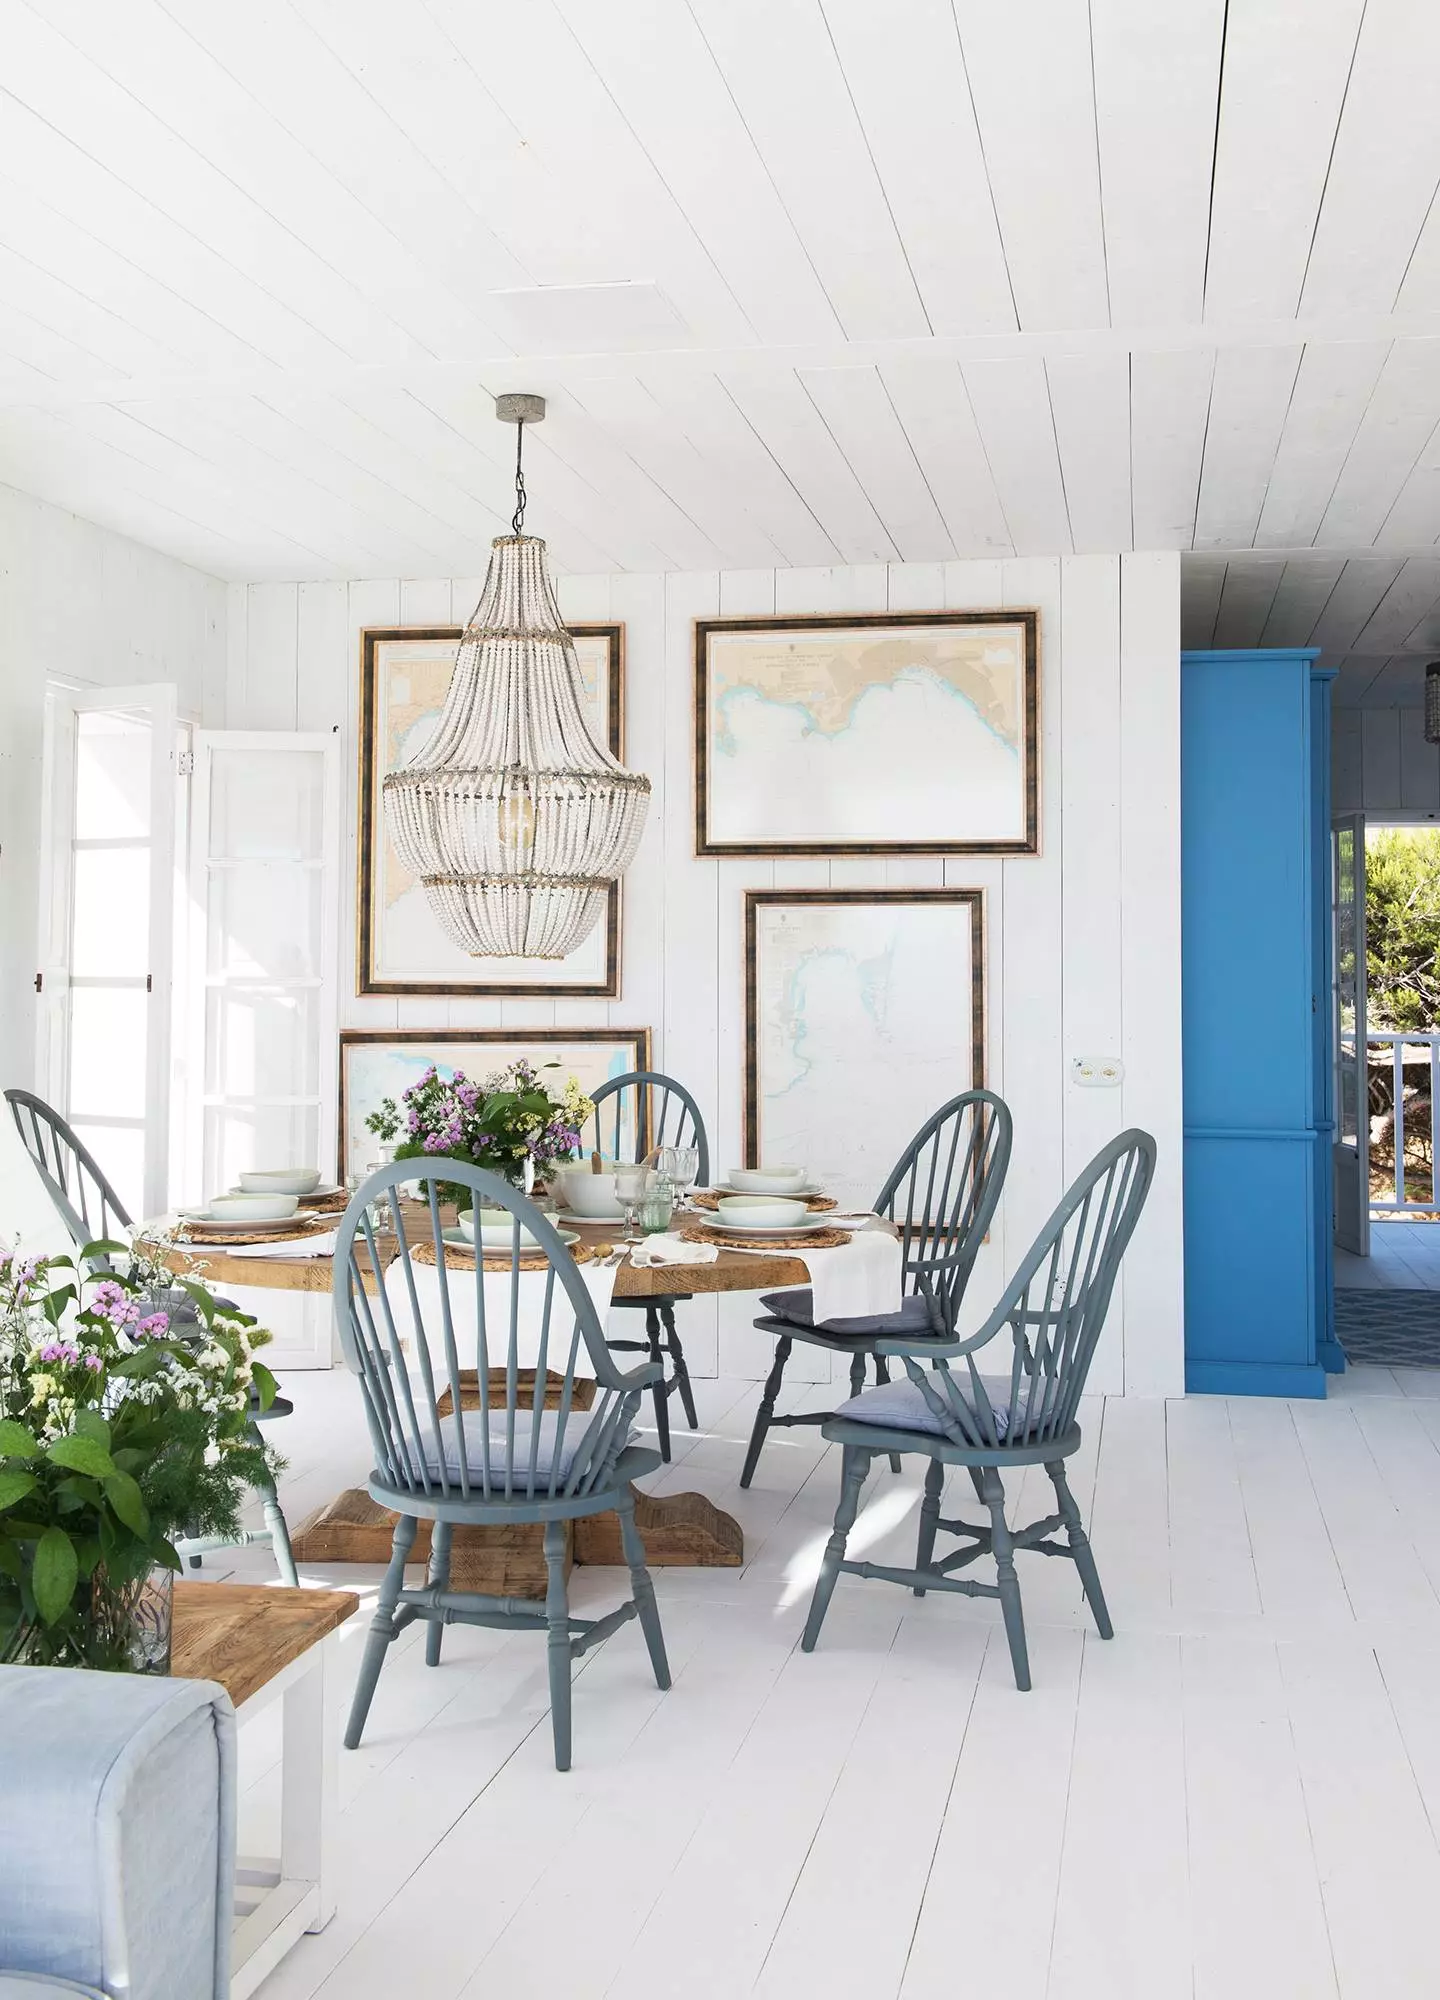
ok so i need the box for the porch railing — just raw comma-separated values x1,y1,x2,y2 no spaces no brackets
1365,1031,1440,1213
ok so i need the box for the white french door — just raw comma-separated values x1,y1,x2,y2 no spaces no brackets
36,684,182,1220
1333,813,1369,1257
183,732,340,1204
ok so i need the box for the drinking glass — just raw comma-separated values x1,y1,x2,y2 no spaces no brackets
657,1144,701,1205
613,1163,650,1244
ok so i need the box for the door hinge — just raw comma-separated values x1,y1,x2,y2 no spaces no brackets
146,973,153,994
33,972,42,994
176,749,194,777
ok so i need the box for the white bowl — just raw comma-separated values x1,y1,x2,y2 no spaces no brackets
727,1166,808,1195
237,1168,321,1196
458,1207,540,1249
716,1195,809,1229
551,1162,624,1218
206,1193,299,1223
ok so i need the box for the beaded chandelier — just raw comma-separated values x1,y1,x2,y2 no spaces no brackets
384,394,651,960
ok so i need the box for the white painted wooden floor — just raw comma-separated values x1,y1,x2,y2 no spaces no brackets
1335,1219,1440,1292
203,1361,1440,2000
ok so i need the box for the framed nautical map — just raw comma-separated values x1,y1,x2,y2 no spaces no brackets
695,611,1038,856
338,1027,652,1181
744,890,985,1211
358,624,624,997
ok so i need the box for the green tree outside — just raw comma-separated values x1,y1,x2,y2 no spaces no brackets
1366,827,1440,1032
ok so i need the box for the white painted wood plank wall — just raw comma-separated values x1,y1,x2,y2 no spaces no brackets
0,479,227,1081
1333,708,1440,817
216,554,1185,1394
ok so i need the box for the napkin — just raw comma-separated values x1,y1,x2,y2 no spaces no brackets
227,1228,339,1260
630,1231,719,1268
738,1217,902,1328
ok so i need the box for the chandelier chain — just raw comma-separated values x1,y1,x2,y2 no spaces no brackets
511,420,527,537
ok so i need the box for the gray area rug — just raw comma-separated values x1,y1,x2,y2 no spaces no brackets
1335,1289,1440,1368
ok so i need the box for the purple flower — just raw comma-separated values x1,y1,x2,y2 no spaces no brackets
137,1312,169,1338
91,1279,125,1309
452,1069,466,1084
82,1353,102,1373
106,1298,141,1327
39,1340,80,1365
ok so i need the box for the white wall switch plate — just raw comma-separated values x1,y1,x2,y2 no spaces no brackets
1071,1056,1124,1087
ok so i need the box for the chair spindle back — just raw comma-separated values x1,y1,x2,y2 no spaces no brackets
873,1090,1013,1333
585,1070,710,1183
5,1087,133,1250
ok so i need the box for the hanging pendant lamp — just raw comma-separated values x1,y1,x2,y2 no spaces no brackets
383,394,651,960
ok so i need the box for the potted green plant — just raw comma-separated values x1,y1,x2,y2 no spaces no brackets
0,1241,280,1672
366,1059,595,1207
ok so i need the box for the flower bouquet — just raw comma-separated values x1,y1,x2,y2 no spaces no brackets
0,1237,280,1672
365,1059,594,1205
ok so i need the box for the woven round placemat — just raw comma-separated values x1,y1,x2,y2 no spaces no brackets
679,1221,853,1252
175,1213,336,1248
691,1189,836,1214
413,1238,596,1273
298,1188,349,1215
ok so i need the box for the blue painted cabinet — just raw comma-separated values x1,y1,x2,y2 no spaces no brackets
1181,649,1340,1398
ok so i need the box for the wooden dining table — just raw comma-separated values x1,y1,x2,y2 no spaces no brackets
147,1210,844,1575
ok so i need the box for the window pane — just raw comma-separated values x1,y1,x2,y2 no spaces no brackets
204,988,318,1098
75,711,151,840
202,1104,321,1196
72,848,150,976
209,749,324,860
69,1122,145,1222
68,988,148,1120
205,865,321,980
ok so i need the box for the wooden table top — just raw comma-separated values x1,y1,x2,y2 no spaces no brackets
151,1215,818,1301
171,1581,359,1708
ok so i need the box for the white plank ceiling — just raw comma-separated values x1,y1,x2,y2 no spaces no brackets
3,0,1440,700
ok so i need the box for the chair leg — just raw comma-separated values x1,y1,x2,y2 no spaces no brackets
645,1305,672,1463
802,1445,871,1653
544,1519,574,1772
425,1521,452,1666
617,1487,671,1691
740,1334,792,1490
914,1458,944,1597
345,1515,417,1749
661,1302,698,1431
1047,1459,1113,1640
981,1466,1030,1692
873,1355,903,1475
247,1417,298,1587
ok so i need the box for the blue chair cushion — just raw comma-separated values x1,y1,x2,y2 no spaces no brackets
421,1407,633,1485
0,1979,108,1997
758,1288,940,1339
833,1373,1025,1442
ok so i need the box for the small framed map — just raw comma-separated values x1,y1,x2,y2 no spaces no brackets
744,890,985,1211
339,1027,652,1181
358,624,624,997
695,611,1038,856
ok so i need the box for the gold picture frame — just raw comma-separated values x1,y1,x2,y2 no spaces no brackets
743,889,986,1201
357,623,625,998
695,609,1039,857
338,1026,653,1181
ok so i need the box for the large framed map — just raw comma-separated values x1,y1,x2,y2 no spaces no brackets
695,611,1038,856
744,890,985,1211
338,1027,651,1181
358,624,624,996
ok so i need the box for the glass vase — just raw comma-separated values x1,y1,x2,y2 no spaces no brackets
0,1562,173,1674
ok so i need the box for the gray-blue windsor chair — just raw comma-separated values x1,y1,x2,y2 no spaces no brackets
740,1089,1013,1491
801,1128,1156,1690
4,1086,298,1587
333,1159,671,1772
584,1069,709,1462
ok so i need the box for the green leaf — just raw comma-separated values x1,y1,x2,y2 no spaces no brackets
32,1527,78,1625
72,1409,110,1448
46,1435,116,1479
0,1420,38,1461
103,1470,148,1537
81,1239,129,1263
0,1469,37,1511
251,1362,278,1412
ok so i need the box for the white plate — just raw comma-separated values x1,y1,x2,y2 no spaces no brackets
711,1182,824,1200
177,1209,315,1234
555,1204,627,1224
441,1227,580,1251
705,1213,838,1238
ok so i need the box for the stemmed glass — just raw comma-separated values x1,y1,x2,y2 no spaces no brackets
613,1163,650,1245
657,1144,701,1209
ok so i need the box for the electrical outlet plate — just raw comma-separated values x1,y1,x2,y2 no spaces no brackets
1071,1057,1124,1087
